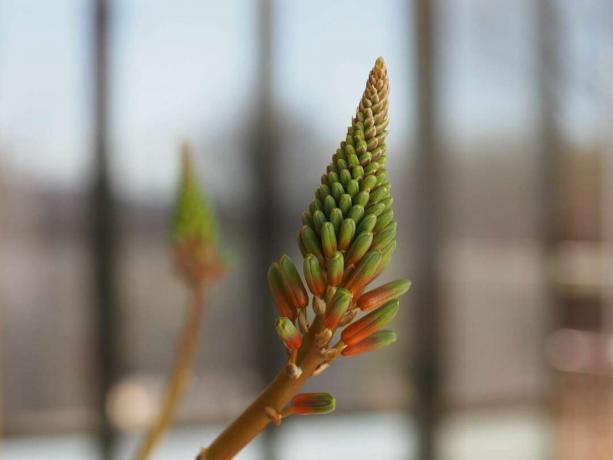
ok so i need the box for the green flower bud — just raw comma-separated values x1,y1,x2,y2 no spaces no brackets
339,194,352,215
323,195,336,215
320,222,338,259
331,182,344,201
301,211,314,228
325,288,352,329
267,262,296,320
304,254,326,297
365,202,385,217
370,185,390,203
327,171,339,185
360,174,377,192
354,191,370,207
352,165,364,179
299,225,324,263
327,251,344,287
347,180,359,197
339,168,351,186
278,255,309,309
371,222,397,251
317,184,330,201
276,317,302,350
312,209,327,234
309,199,322,215
338,218,356,252
329,208,343,234
357,214,377,235
344,250,382,295
374,209,394,232
348,204,365,224
345,232,373,267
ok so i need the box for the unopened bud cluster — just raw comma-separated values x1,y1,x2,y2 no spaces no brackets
172,145,224,284
267,58,410,422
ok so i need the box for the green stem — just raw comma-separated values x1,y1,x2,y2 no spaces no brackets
136,283,205,460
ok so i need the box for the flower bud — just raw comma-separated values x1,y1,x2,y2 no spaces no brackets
291,393,336,415
275,317,302,350
300,225,324,264
327,252,344,287
301,212,313,228
329,208,343,234
278,255,309,309
324,288,352,329
357,279,411,311
354,191,370,207
304,254,326,297
323,195,336,215
344,250,382,294
267,263,296,320
320,222,338,259
370,184,390,203
339,168,351,185
312,210,326,234
357,214,377,235
341,330,397,356
371,222,397,251
365,202,385,217
339,194,352,215
338,218,356,251
360,174,378,192
352,165,364,179
331,182,344,201
347,179,359,197
345,232,373,267
348,204,365,224
341,299,399,345
374,209,394,232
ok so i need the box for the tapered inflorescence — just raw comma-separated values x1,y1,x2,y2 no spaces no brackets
266,57,410,421
172,144,224,284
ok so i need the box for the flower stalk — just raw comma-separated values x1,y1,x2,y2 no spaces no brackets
198,57,409,460
135,145,223,460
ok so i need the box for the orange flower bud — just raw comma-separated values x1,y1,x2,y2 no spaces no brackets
357,279,411,311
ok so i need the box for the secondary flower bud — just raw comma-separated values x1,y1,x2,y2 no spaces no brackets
327,252,344,287
329,208,343,234
320,222,338,259
356,213,377,235
278,255,309,309
341,330,397,356
275,317,302,350
344,250,382,295
324,288,352,330
371,222,397,251
303,254,326,297
338,218,356,251
374,209,394,232
345,232,374,267
300,225,324,264
341,299,399,345
291,393,336,415
267,263,296,320
357,279,411,311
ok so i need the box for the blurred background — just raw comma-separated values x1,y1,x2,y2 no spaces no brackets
0,0,611,459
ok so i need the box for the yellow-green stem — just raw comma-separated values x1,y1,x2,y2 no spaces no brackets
198,316,325,460
136,283,205,460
